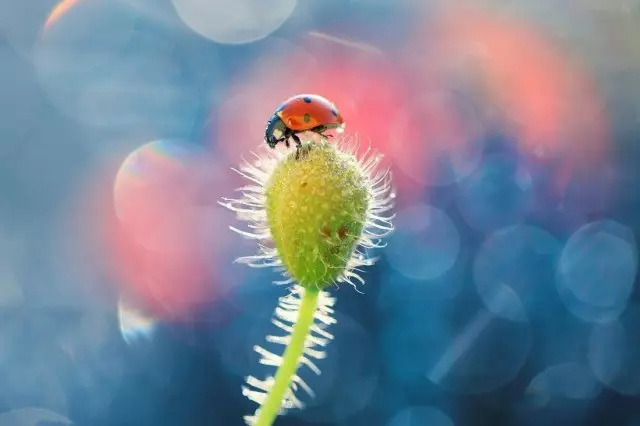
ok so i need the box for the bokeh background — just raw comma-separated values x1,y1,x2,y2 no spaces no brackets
1,0,640,425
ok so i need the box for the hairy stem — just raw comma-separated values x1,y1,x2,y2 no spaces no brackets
254,288,319,426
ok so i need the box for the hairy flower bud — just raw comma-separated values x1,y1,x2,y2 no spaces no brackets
264,142,370,289
221,136,394,291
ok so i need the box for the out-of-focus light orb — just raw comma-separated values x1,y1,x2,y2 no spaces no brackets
457,153,533,232
411,7,609,198
111,140,227,320
589,304,640,396
114,139,205,245
381,295,531,394
118,297,157,345
34,0,137,72
474,225,562,321
386,203,460,280
389,88,485,187
171,0,297,44
558,293,627,325
0,408,72,426
564,232,636,307
35,29,201,135
387,406,454,426
44,0,81,28
557,220,637,322
525,362,601,407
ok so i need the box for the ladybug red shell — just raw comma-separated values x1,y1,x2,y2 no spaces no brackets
265,94,345,156
277,94,345,131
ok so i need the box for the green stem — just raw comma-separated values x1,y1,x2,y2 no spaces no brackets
254,288,320,426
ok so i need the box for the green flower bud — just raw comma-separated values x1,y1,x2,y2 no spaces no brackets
221,136,394,291
264,141,369,289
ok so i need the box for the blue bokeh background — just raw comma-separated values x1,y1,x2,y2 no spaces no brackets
1,1,640,425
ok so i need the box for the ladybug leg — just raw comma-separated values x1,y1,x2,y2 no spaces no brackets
317,132,332,142
291,134,303,159
272,137,287,148
311,125,332,140
291,133,302,148
281,128,294,149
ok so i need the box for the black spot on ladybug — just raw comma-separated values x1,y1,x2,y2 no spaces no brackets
331,108,338,117
303,96,312,103
303,113,311,123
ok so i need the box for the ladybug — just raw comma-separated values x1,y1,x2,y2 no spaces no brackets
265,94,345,157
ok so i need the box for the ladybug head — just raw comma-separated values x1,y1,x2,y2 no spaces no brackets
265,114,286,149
